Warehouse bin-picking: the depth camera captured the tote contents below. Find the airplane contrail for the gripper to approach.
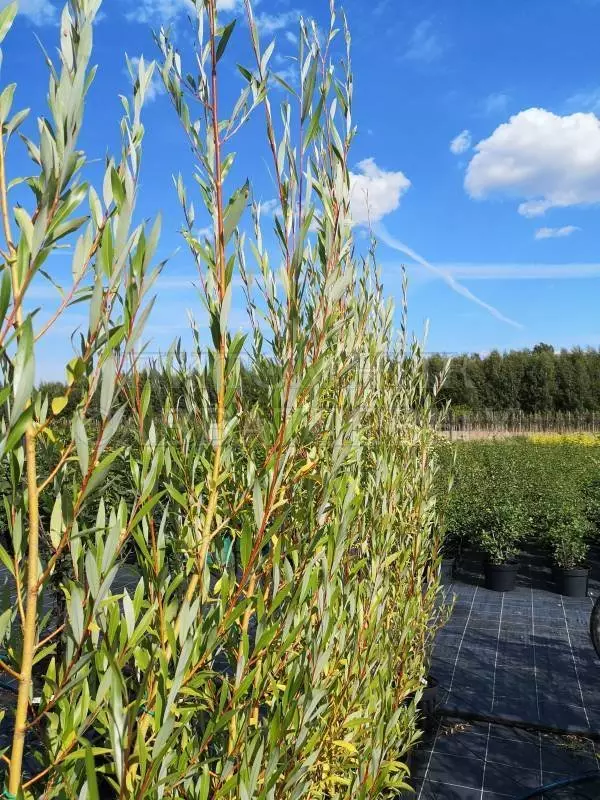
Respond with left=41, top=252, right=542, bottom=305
left=374, top=222, right=523, bottom=329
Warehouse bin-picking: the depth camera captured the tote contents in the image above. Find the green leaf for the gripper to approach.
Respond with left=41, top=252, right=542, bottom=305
left=1, top=405, right=33, bottom=457
left=100, top=356, right=116, bottom=419
left=4, top=107, right=30, bottom=139
left=141, top=380, right=151, bottom=419
left=85, top=745, right=100, bottom=800
left=216, top=20, right=236, bottom=62
left=69, top=585, right=84, bottom=642
left=144, top=213, right=161, bottom=269
left=0, top=267, right=11, bottom=325
left=49, top=495, right=62, bottom=549
left=85, top=550, right=99, bottom=598
left=253, top=480, right=264, bottom=530
left=49, top=215, right=88, bottom=244
left=151, top=714, right=175, bottom=761
left=110, top=168, right=125, bottom=208
left=0, top=83, right=15, bottom=123
left=81, top=449, right=121, bottom=502
left=11, top=316, right=34, bottom=424
left=98, top=405, right=126, bottom=455
left=272, top=72, right=297, bottom=96
left=223, top=181, right=249, bottom=243
left=14, top=206, right=33, bottom=250
left=0, top=607, right=11, bottom=643
left=304, top=94, right=324, bottom=148
left=0, top=544, right=14, bottom=576
left=301, top=58, right=318, bottom=123
left=0, top=2, right=17, bottom=45
left=89, top=275, right=103, bottom=332
left=89, top=186, right=103, bottom=229
left=51, top=395, right=68, bottom=416
left=122, top=589, right=135, bottom=638
left=72, top=413, right=89, bottom=477
left=237, top=64, right=253, bottom=82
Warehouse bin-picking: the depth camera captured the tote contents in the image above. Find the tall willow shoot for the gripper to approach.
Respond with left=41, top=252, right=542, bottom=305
left=0, top=0, right=446, bottom=796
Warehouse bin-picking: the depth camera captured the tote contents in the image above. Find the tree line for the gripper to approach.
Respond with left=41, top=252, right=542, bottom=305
left=426, top=344, right=600, bottom=414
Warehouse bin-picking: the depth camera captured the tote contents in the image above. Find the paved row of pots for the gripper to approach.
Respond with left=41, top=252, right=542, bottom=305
left=440, top=557, right=590, bottom=597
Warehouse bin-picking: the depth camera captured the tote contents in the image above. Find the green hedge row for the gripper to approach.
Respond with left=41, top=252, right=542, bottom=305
left=439, top=438, right=600, bottom=568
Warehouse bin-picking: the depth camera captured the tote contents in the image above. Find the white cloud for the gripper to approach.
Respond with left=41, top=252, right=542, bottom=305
left=405, top=19, right=444, bottom=63
left=3, top=0, right=57, bottom=25
left=534, top=225, right=580, bottom=240
left=255, top=11, right=299, bottom=36
left=258, top=198, right=278, bottom=216
left=127, top=57, right=165, bottom=103
left=465, top=108, right=600, bottom=216
left=482, top=92, right=510, bottom=115
left=450, top=129, right=471, bottom=155
left=349, top=158, right=411, bottom=226
left=126, top=0, right=239, bottom=24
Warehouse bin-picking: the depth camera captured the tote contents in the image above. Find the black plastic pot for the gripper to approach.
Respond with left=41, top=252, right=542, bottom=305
left=554, top=566, right=589, bottom=598
left=484, top=561, right=519, bottom=592
left=440, top=558, right=455, bottom=584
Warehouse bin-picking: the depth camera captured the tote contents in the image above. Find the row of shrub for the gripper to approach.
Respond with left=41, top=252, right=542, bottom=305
left=439, top=437, right=600, bottom=571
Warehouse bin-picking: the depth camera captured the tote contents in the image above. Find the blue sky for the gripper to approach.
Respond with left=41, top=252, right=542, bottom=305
left=4, top=0, right=600, bottom=378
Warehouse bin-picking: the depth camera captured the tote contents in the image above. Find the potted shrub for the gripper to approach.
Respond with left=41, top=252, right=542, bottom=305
left=437, top=529, right=462, bottom=584
left=440, top=548, right=456, bottom=584
left=548, top=511, right=591, bottom=598
left=583, top=476, right=600, bottom=533
left=478, top=500, right=523, bottom=591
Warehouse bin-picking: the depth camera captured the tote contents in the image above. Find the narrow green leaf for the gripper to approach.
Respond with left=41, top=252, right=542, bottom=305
left=98, top=405, right=126, bottom=455
left=81, top=449, right=121, bottom=502
left=110, top=168, right=125, bottom=208
left=223, top=181, right=249, bottom=243
left=301, top=58, right=318, bottom=122
left=304, top=95, right=324, bottom=148
left=5, top=107, right=30, bottom=139
left=100, top=356, right=116, bottom=419
left=0, top=267, right=11, bottom=325
left=72, top=413, right=89, bottom=477
left=69, top=585, right=84, bottom=642
left=0, top=83, right=15, bottom=123
left=253, top=480, right=264, bottom=530
left=0, top=3, right=17, bottom=45
left=11, top=316, right=34, bottom=424
left=1, top=406, right=33, bottom=458
left=49, top=495, right=62, bottom=549
left=85, top=745, right=100, bottom=800
left=216, top=20, right=236, bottom=62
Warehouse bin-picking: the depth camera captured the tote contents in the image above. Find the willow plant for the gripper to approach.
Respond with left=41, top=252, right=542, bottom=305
left=0, top=0, right=163, bottom=795
left=150, top=0, right=445, bottom=796
left=0, top=0, right=446, bottom=797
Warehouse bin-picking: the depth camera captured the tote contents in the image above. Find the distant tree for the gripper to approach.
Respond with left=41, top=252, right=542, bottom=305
left=521, top=347, right=555, bottom=413
left=426, top=343, right=600, bottom=415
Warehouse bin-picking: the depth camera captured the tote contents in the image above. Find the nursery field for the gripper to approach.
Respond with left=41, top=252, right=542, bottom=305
left=439, top=434, right=600, bottom=594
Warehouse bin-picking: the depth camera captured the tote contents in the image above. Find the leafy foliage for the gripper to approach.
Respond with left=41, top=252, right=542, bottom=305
left=548, top=512, right=591, bottom=570
left=0, top=1, right=445, bottom=797
left=442, top=438, right=600, bottom=568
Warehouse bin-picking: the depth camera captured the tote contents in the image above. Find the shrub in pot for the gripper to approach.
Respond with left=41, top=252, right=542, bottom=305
left=438, top=530, right=463, bottom=583
left=477, top=500, right=524, bottom=591
left=548, top=511, right=591, bottom=598
left=583, top=476, right=600, bottom=533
